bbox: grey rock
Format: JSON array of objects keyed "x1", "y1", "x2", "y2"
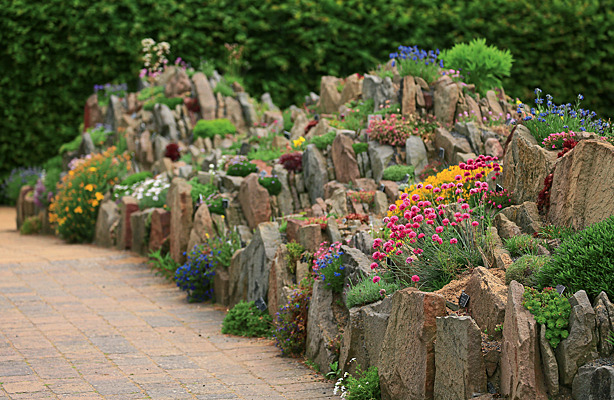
[
  {"x1": 350, "y1": 230, "x2": 375, "y2": 257},
  {"x1": 465, "y1": 267, "x2": 507, "y2": 340},
  {"x1": 572, "y1": 364, "x2": 614, "y2": 400},
  {"x1": 594, "y1": 292, "x2": 614, "y2": 356},
  {"x1": 220, "y1": 174, "x2": 244, "y2": 193},
  {"x1": 326, "y1": 217, "x2": 342, "y2": 244},
  {"x1": 539, "y1": 324, "x2": 559, "y2": 396},
  {"x1": 368, "y1": 141, "x2": 394, "y2": 182},
  {"x1": 130, "y1": 209, "x2": 154, "y2": 256},
  {"x1": 373, "y1": 191, "x2": 388, "y2": 215},
  {"x1": 455, "y1": 121, "x2": 484, "y2": 155},
  {"x1": 237, "y1": 92, "x2": 258, "y2": 127},
  {"x1": 104, "y1": 95, "x2": 124, "y2": 131},
  {"x1": 260, "y1": 92, "x2": 279, "y2": 111},
  {"x1": 556, "y1": 290, "x2": 598, "y2": 386},
  {"x1": 267, "y1": 245, "x2": 293, "y2": 317},
  {"x1": 192, "y1": 72, "x2": 216, "y2": 119},
  {"x1": 153, "y1": 134, "x2": 170, "y2": 163},
  {"x1": 273, "y1": 164, "x2": 294, "y2": 216},
  {"x1": 501, "y1": 201, "x2": 543, "y2": 236},
  {"x1": 319, "y1": 76, "x2": 342, "y2": 114},
  {"x1": 242, "y1": 222, "x2": 281, "y2": 302},
  {"x1": 80, "y1": 131, "x2": 96, "y2": 155},
  {"x1": 225, "y1": 96, "x2": 247, "y2": 133},
  {"x1": 187, "y1": 203, "x2": 215, "y2": 251},
  {"x1": 405, "y1": 135, "x2": 428, "y2": 175},
  {"x1": 340, "y1": 245, "x2": 372, "y2": 297},
  {"x1": 362, "y1": 74, "x2": 396, "y2": 112},
  {"x1": 168, "y1": 178, "x2": 193, "y2": 264},
  {"x1": 434, "y1": 127, "x2": 472, "y2": 165},
  {"x1": 433, "y1": 76, "x2": 460, "y2": 126},
  {"x1": 434, "y1": 316, "x2": 487, "y2": 400},
  {"x1": 303, "y1": 144, "x2": 328, "y2": 204},
  {"x1": 328, "y1": 188, "x2": 347, "y2": 216},
  {"x1": 306, "y1": 279, "x2": 340, "y2": 374},
  {"x1": 228, "y1": 249, "x2": 247, "y2": 307},
  {"x1": 290, "y1": 111, "x2": 309, "y2": 141},
  {"x1": 494, "y1": 213, "x2": 523, "y2": 240},
  {"x1": 94, "y1": 200, "x2": 119, "y2": 248}
]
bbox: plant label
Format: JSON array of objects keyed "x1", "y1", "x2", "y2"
[
  {"x1": 255, "y1": 297, "x2": 267, "y2": 312},
  {"x1": 438, "y1": 147, "x2": 445, "y2": 160},
  {"x1": 458, "y1": 291, "x2": 470, "y2": 308},
  {"x1": 222, "y1": 198, "x2": 229, "y2": 209},
  {"x1": 556, "y1": 284, "x2": 566, "y2": 295}
]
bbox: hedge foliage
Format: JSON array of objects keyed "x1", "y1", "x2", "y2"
[{"x1": 2, "y1": 0, "x2": 613, "y2": 177}]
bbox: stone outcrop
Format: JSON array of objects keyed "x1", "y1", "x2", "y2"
[
  {"x1": 465, "y1": 267, "x2": 507, "y2": 340},
  {"x1": 148, "y1": 208, "x2": 171, "y2": 252},
  {"x1": 362, "y1": 74, "x2": 396, "y2": 112},
  {"x1": 305, "y1": 279, "x2": 340, "y2": 374},
  {"x1": 405, "y1": 135, "x2": 428, "y2": 175},
  {"x1": 339, "y1": 73, "x2": 363, "y2": 105},
  {"x1": 303, "y1": 144, "x2": 328, "y2": 204},
  {"x1": 238, "y1": 173, "x2": 271, "y2": 229},
  {"x1": 267, "y1": 244, "x2": 293, "y2": 317},
  {"x1": 168, "y1": 178, "x2": 193, "y2": 264},
  {"x1": 192, "y1": 72, "x2": 216, "y2": 120},
  {"x1": 116, "y1": 196, "x2": 139, "y2": 250},
  {"x1": 319, "y1": 76, "x2": 342, "y2": 114},
  {"x1": 593, "y1": 291, "x2": 614, "y2": 356},
  {"x1": 501, "y1": 125, "x2": 558, "y2": 204},
  {"x1": 539, "y1": 324, "x2": 559, "y2": 396},
  {"x1": 187, "y1": 203, "x2": 216, "y2": 251},
  {"x1": 572, "y1": 364, "x2": 614, "y2": 400},
  {"x1": 378, "y1": 288, "x2": 447, "y2": 400},
  {"x1": 94, "y1": 200, "x2": 119, "y2": 248},
  {"x1": 433, "y1": 76, "x2": 459, "y2": 126},
  {"x1": 548, "y1": 139, "x2": 614, "y2": 230},
  {"x1": 130, "y1": 209, "x2": 153, "y2": 256},
  {"x1": 500, "y1": 201, "x2": 542, "y2": 236},
  {"x1": 434, "y1": 127, "x2": 472, "y2": 165},
  {"x1": 242, "y1": 222, "x2": 281, "y2": 303},
  {"x1": 368, "y1": 141, "x2": 394, "y2": 182},
  {"x1": 434, "y1": 316, "x2": 487, "y2": 400},
  {"x1": 500, "y1": 281, "x2": 548, "y2": 400},
  {"x1": 331, "y1": 133, "x2": 360, "y2": 184}
]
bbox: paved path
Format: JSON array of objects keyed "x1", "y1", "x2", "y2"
[{"x1": 0, "y1": 207, "x2": 335, "y2": 399}]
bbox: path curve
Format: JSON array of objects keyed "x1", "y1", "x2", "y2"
[{"x1": 0, "y1": 207, "x2": 335, "y2": 399}]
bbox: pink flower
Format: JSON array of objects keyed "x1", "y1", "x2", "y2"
[
  {"x1": 411, "y1": 194, "x2": 420, "y2": 202},
  {"x1": 418, "y1": 233, "x2": 425, "y2": 239},
  {"x1": 435, "y1": 226, "x2": 444, "y2": 233},
  {"x1": 411, "y1": 275, "x2": 420, "y2": 283},
  {"x1": 406, "y1": 256, "x2": 414, "y2": 264},
  {"x1": 373, "y1": 276, "x2": 381, "y2": 283},
  {"x1": 432, "y1": 234, "x2": 440, "y2": 242},
  {"x1": 370, "y1": 262, "x2": 378, "y2": 270},
  {"x1": 442, "y1": 218, "x2": 450, "y2": 226},
  {"x1": 471, "y1": 221, "x2": 479, "y2": 227},
  {"x1": 450, "y1": 238, "x2": 458, "y2": 244},
  {"x1": 400, "y1": 193, "x2": 408, "y2": 200},
  {"x1": 389, "y1": 204, "x2": 397, "y2": 212}
]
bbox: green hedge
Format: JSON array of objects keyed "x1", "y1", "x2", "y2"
[{"x1": 2, "y1": 0, "x2": 613, "y2": 177}]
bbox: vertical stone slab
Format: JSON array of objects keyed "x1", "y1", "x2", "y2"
[
  {"x1": 241, "y1": 222, "x2": 281, "y2": 303},
  {"x1": 168, "y1": 178, "x2": 193, "y2": 264},
  {"x1": 187, "y1": 203, "x2": 215, "y2": 251},
  {"x1": 331, "y1": 134, "x2": 360, "y2": 184},
  {"x1": 238, "y1": 173, "x2": 271, "y2": 230},
  {"x1": 192, "y1": 72, "x2": 216, "y2": 120},
  {"x1": 378, "y1": 288, "x2": 447, "y2": 400},
  {"x1": 500, "y1": 281, "x2": 548, "y2": 400},
  {"x1": 130, "y1": 209, "x2": 153, "y2": 256},
  {"x1": 116, "y1": 196, "x2": 139, "y2": 250},
  {"x1": 148, "y1": 208, "x2": 171, "y2": 252},
  {"x1": 94, "y1": 200, "x2": 119, "y2": 248},
  {"x1": 302, "y1": 144, "x2": 328, "y2": 204}
]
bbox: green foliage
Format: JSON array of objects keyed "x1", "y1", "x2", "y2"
[
  {"x1": 504, "y1": 234, "x2": 542, "y2": 258},
  {"x1": 334, "y1": 363, "x2": 380, "y2": 400},
  {"x1": 523, "y1": 287, "x2": 571, "y2": 349},
  {"x1": 279, "y1": 219, "x2": 287, "y2": 233},
  {"x1": 314, "y1": 244, "x2": 345, "y2": 293},
  {"x1": 143, "y1": 95, "x2": 184, "y2": 111},
  {"x1": 20, "y1": 215, "x2": 42, "y2": 235},
  {"x1": 537, "y1": 216, "x2": 614, "y2": 300},
  {"x1": 3, "y1": 0, "x2": 614, "y2": 179},
  {"x1": 193, "y1": 118, "x2": 237, "y2": 140},
  {"x1": 120, "y1": 171, "x2": 153, "y2": 187},
  {"x1": 274, "y1": 277, "x2": 312, "y2": 356},
  {"x1": 147, "y1": 248, "x2": 179, "y2": 281},
  {"x1": 309, "y1": 131, "x2": 337, "y2": 151},
  {"x1": 87, "y1": 125, "x2": 113, "y2": 148},
  {"x1": 285, "y1": 241, "x2": 305, "y2": 274},
  {"x1": 346, "y1": 272, "x2": 400, "y2": 309},
  {"x1": 351, "y1": 142, "x2": 368, "y2": 155},
  {"x1": 505, "y1": 255, "x2": 548, "y2": 288},
  {"x1": 213, "y1": 80, "x2": 235, "y2": 98},
  {"x1": 137, "y1": 85, "x2": 164, "y2": 102},
  {"x1": 247, "y1": 148, "x2": 283, "y2": 162},
  {"x1": 225, "y1": 157, "x2": 258, "y2": 177},
  {"x1": 258, "y1": 176, "x2": 282, "y2": 196},
  {"x1": 221, "y1": 301, "x2": 272, "y2": 337},
  {"x1": 174, "y1": 244, "x2": 216, "y2": 302},
  {"x1": 537, "y1": 225, "x2": 575, "y2": 241},
  {"x1": 206, "y1": 229, "x2": 242, "y2": 270},
  {"x1": 382, "y1": 165, "x2": 415, "y2": 182},
  {"x1": 1, "y1": 167, "x2": 42, "y2": 205},
  {"x1": 325, "y1": 361, "x2": 341, "y2": 380},
  {"x1": 440, "y1": 38, "x2": 514, "y2": 96},
  {"x1": 331, "y1": 99, "x2": 374, "y2": 132},
  {"x1": 59, "y1": 135, "x2": 83, "y2": 155},
  {"x1": 282, "y1": 108, "x2": 293, "y2": 132},
  {"x1": 188, "y1": 178, "x2": 218, "y2": 206},
  {"x1": 391, "y1": 46, "x2": 442, "y2": 83}
]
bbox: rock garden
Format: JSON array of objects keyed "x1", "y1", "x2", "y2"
[{"x1": 5, "y1": 37, "x2": 614, "y2": 400}]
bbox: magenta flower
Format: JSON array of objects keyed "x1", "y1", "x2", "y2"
[
  {"x1": 373, "y1": 276, "x2": 381, "y2": 284},
  {"x1": 450, "y1": 238, "x2": 458, "y2": 244},
  {"x1": 411, "y1": 275, "x2": 420, "y2": 283},
  {"x1": 370, "y1": 262, "x2": 378, "y2": 270}
]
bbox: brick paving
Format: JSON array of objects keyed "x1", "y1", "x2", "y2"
[{"x1": 0, "y1": 207, "x2": 335, "y2": 399}]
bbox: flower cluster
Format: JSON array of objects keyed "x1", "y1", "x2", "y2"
[
  {"x1": 113, "y1": 174, "x2": 170, "y2": 210},
  {"x1": 278, "y1": 152, "x2": 303, "y2": 172},
  {"x1": 516, "y1": 89, "x2": 613, "y2": 143},
  {"x1": 0, "y1": 166, "x2": 42, "y2": 205},
  {"x1": 94, "y1": 83, "x2": 127, "y2": 107},
  {"x1": 483, "y1": 188, "x2": 513, "y2": 210},
  {"x1": 225, "y1": 155, "x2": 258, "y2": 177},
  {"x1": 390, "y1": 46, "x2": 443, "y2": 83},
  {"x1": 175, "y1": 244, "x2": 216, "y2": 302},
  {"x1": 348, "y1": 190, "x2": 375, "y2": 205},
  {"x1": 541, "y1": 131, "x2": 576, "y2": 150},
  {"x1": 377, "y1": 155, "x2": 500, "y2": 289},
  {"x1": 274, "y1": 278, "x2": 312, "y2": 356},
  {"x1": 367, "y1": 113, "x2": 415, "y2": 146},
  {"x1": 49, "y1": 147, "x2": 128, "y2": 243},
  {"x1": 139, "y1": 38, "x2": 171, "y2": 80},
  {"x1": 164, "y1": 143, "x2": 181, "y2": 161},
  {"x1": 313, "y1": 242, "x2": 345, "y2": 293}
]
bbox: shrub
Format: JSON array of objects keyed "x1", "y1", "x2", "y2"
[
  {"x1": 523, "y1": 287, "x2": 571, "y2": 349},
  {"x1": 113, "y1": 175, "x2": 170, "y2": 210},
  {"x1": 20, "y1": 215, "x2": 42, "y2": 235},
  {"x1": 504, "y1": 234, "x2": 542, "y2": 258},
  {"x1": 49, "y1": 148, "x2": 128, "y2": 243},
  {"x1": 334, "y1": 363, "x2": 380, "y2": 400},
  {"x1": 34, "y1": 156, "x2": 63, "y2": 208},
  {"x1": 285, "y1": 241, "x2": 305, "y2": 274},
  {"x1": 225, "y1": 156, "x2": 258, "y2": 177},
  {"x1": 367, "y1": 114, "x2": 413, "y2": 146},
  {"x1": 120, "y1": 171, "x2": 153, "y2": 187},
  {"x1": 174, "y1": 244, "x2": 216, "y2": 302},
  {"x1": 346, "y1": 272, "x2": 400, "y2": 309},
  {"x1": 440, "y1": 38, "x2": 514, "y2": 96},
  {"x1": 537, "y1": 216, "x2": 614, "y2": 300},
  {"x1": 279, "y1": 152, "x2": 303, "y2": 172},
  {"x1": 313, "y1": 242, "x2": 345, "y2": 293},
  {"x1": 1, "y1": 166, "x2": 42, "y2": 205},
  {"x1": 309, "y1": 131, "x2": 337, "y2": 151},
  {"x1": 330, "y1": 99, "x2": 373, "y2": 132},
  {"x1": 517, "y1": 90, "x2": 613, "y2": 144},
  {"x1": 213, "y1": 80, "x2": 235, "y2": 98},
  {"x1": 148, "y1": 248, "x2": 179, "y2": 281},
  {"x1": 59, "y1": 134, "x2": 83, "y2": 155},
  {"x1": 143, "y1": 95, "x2": 184, "y2": 111},
  {"x1": 189, "y1": 178, "x2": 218, "y2": 206},
  {"x1": 274, "y1": 277, "x2": 312, "y2": 356},
  {"x1": 351, "y1": 142, "x2": 368, "y2": 155},
  {"x1": 258, "y1": 176, "x2": 282, "y2": 196},
  {"x1": 165, "y1": 143, "x2": 181, "y2": 161},
  {"x1": 348, "y1": 191, "x2": 375, "y2": 205},
  {"x1": 87, "y1": 124, "x2": 113, "y2": 148},
  {"x1": 537, "y1": 225, "x2": 575, "y2": 241},
  {"x1": 137, "y1": 85, "x2": 164, "y2": 102},
  {"x1": 390, "y1": 46, "x2": 442, "y2": 84},
  {"x1": 505, "y1": 255, "x2": 548, "y2": 287},
  {"x1": 205, "y1": 230, "x2": 242, "y2": 270},
  {"x1": 221, "y1": 301, "x2": 272, "y2": 337},
  {"x1": 247, "y1": 148, "x2": 282, "y2": 162},
  {"x1": 193, "y1": 118, "x2": 237, "y2": 140},
  {"x1": 382, "y1": 165, "x2": 414, "y2": 182}
]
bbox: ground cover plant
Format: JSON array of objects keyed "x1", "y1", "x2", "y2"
[
  {"x1": 175, "y1": 244, "x2": 216, "y2": 302},
  {"x1": 225, "y1": 156, "x2": 258, "y2": 177},
  {"x1": 193, "y1": 118, "x2": 237, "y2": 140},
  {"x1": 504, "y1": 234, "x2": 542, "y2": 258},
  {"x1": 505, "y1": 255, "x2": 548, "y2": 287},
  {"x1": 258, "y1": 176, "x2": 282, "y2": 196},
  {"x1": 334, "y1": 361, "x2": 380, "y2": 400},
  {"x1": 221, "y1": 301, "x2": 272, "y2": 337},
  {"x1": 113, "y1": 174, "x2": 170, "y2": 210},
  {"x1": 382, "y1": 165, "x2": 414, "y2": 182},
  {"x1": 523, "y1": 286, "x2": 571, "y2": 349},
  {"x1": 345, "y1": 271, "x2": 400, "y2": 309},
  {"x1": 312, "y1": 242, "x2": 345, "y2": 293},
  {"x1": 148, "y1": 248, "x2": 179, "y2": 281},
  {"x1": 274, "y1": 277, "x2": 313, "y2": 356},
  {"x1": 389, "y1": 46, "x2": 442, "y2": 84},
  {"x1": 48, "y1": 147, "x2": 129, "y2": 243}
]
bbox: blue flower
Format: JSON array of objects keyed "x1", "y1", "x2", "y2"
[
  {"x1": 578, "y1": 94, "x2": 584, "y2": 101},
  {"x1": 535, "y1": 88, "x2": 542, "y2": 94}
]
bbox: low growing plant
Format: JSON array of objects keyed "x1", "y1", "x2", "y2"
[
  {"x1": 20, "y1": 215, "x2": 42, "y2": 235},
  {"x1": 505, "y1": 255, "x2": 548, "y2": 287},
  {"x1": 390, "y1": 45, "x2": 443, "y2": 84},
  {"x1": 285, "y1": 241, "x2": 305, "y2": 274},
  {"x1": 193, "y1": 118, "x2": 237, "y2": 140},
  {"x1": 120, "y1": 171, "x2": 153, "y2": 187},
  {"x1": 279, "y1": 152, "x2": 303, "y2": 172},
  {"x1": 523, "y1": 287, "x2": 571, "y2": 348},
  {"x1": 258, "y1": 176, "x2": 282, "y2": 196},
  {"x1": 346, "y1": 272, "x2": 400, "y2": 309},
  {"x1": 148, "y1": 248, "x2": 179, "y2": 281},
  {"x1": 537, "y1": 216, "x2": 614, "y2": 300},
  {"x1": 94, "y1": 83, "x2": 127, "y2": 107},
  {"x1": 310, "y1": 131, "x2": 337, "y2": 151},
  {"x1": 483, "y1": 188, "x2": 513, "y2": 211},
  {"x1": 334, "y1": 361, "x2": 380, "y2": 400},
  {"x1": 225, "y1": 156, "x2": 258, "y2": 177},
  {"x1": 248, "y1": 148, "x2": 282, "y2": 162},
  {"x1": 221, "y1": 301, "x2": 272, "y2": 337},
  {"x1": 174, "y1": 244, "x2": 216, "y2": 302},
  {"x1": 351, "y1": 142, "x2": 368, "y2": 155},
  {"x1": 537, "y1": 225, "x2": 575, "y2": 241},
  {"x1": 274, "y1": 277, "x2": 313, "y2": 356},
  {"x1": 504, "y1": 234, "x2": 542, "y2": 258},
  {"x1": 0, "y1": 166, "x2": 42, "y2": 205},
  {"x1": 313, "y1": 242, "x2": 346, "y2": 293},
  {"x1": 382, "y1": 165, "x2": 414, "y2": 182}
]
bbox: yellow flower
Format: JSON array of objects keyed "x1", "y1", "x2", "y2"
[
  {"x1": 89, "y1": 167, "x2": 97, "y2": 172},
  {"x1": 95, "y1": 192, "x2": 104, "y2": 201},
  {"x1": 74, "y1": 206, "x2": 83, "y2": 214},
  {"x1": 293, "y1": 136, "x2": 306, "y2": 148},
  {"x1": 84, "y1": 184, "x2": 94, "y2": 192},
  {"x1": 68, "y1": 170, "x2": 74, "y2": 176},
  {"x1": 91, "y1": 200, "x2": 99, "y2": 207}
]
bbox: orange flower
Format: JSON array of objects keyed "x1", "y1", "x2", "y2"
[
  {"x1": 84, "y1": 184, "x2": 94, "y2": 192},
  {"x1": 74, "y1": 206, "x2": 83, "y2": 214},
  {"x1": 95, "y1": 192, "x2": 104, "y2": 201}
]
